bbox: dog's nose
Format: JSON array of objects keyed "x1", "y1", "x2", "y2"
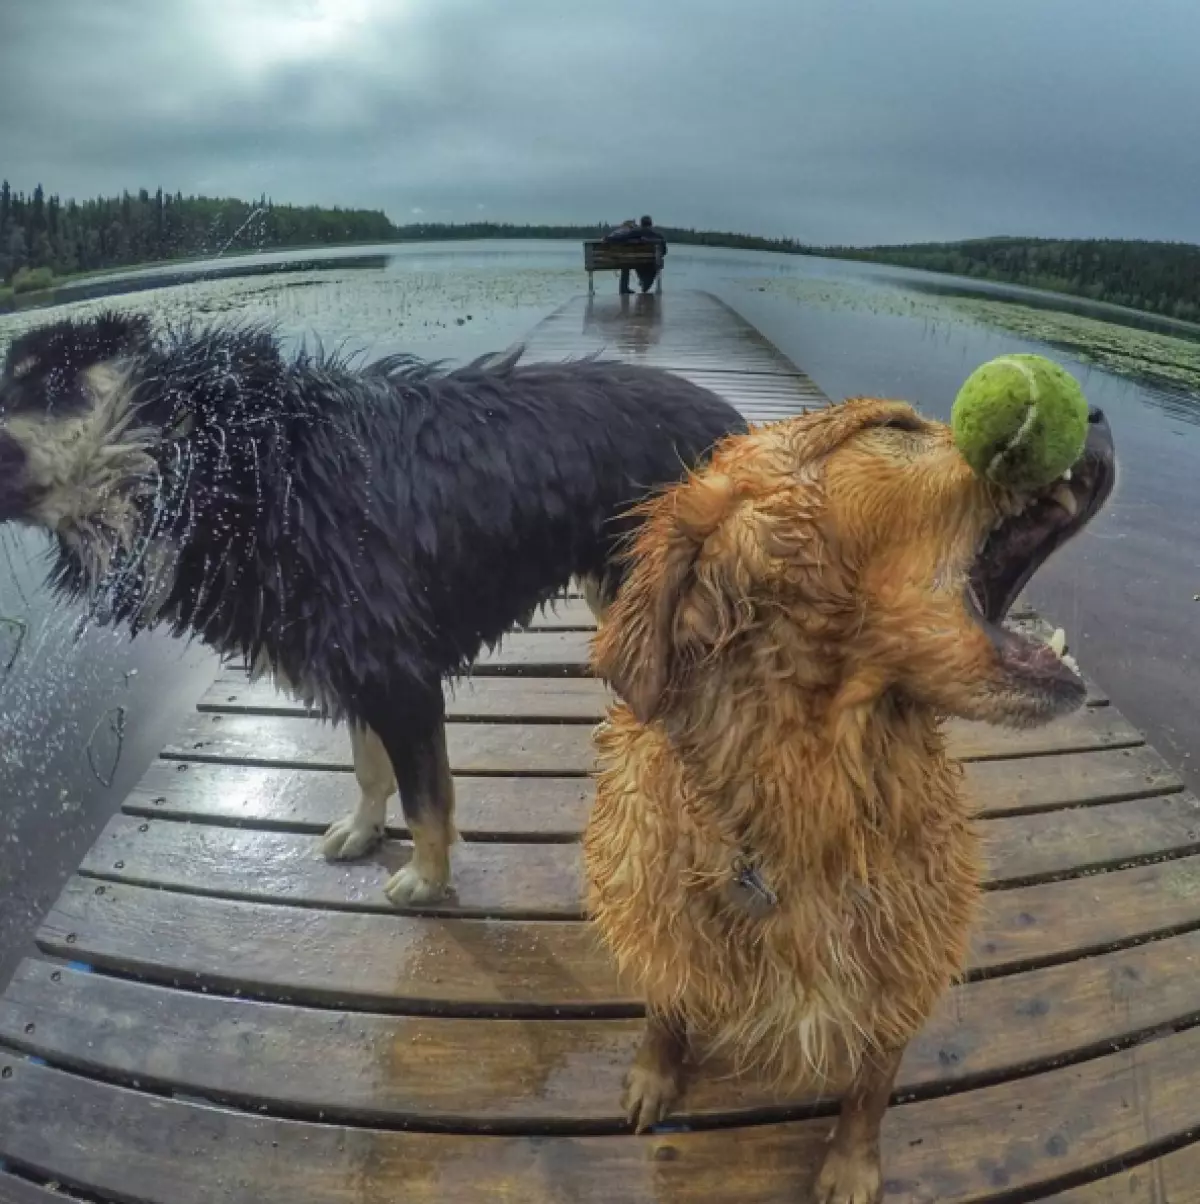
[
  {"x1": 0, "y1": 432, "x2": 28, "y2": 520},
  {"x1": 1082, "y1": 404, "x2": 1115, "y2": 474},
  {"x1": 1085, "y1": 405, "x2": 1113, "y2": 444}
]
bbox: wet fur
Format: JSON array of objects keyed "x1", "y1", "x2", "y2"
[
  {"x1": 0, "y1": 309, "x2": 747, "y2": 902},
  {"x1": 584, "y1": 399, "x2": 1096, "y2": 1200}
]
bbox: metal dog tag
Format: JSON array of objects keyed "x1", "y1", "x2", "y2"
[{"x1": 728, "y1": 855, "x2": 779, "y2": 918}]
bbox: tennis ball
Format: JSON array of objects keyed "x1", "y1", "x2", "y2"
[{"x1": 951, "y1": 354, "x2": 1089, "y2": 491}]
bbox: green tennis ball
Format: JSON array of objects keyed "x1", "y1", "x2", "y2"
[{"x1": 951, "y1": 354, "x2": 1089, "y2": 491}]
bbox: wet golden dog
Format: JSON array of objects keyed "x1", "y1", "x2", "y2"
[{"x1": 584, "y1": 397, "x2": 1115, "y2": 1202}]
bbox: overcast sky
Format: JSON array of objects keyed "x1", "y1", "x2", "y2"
[{"x1": 0, "y1": 0, "x2": 1196, "y2": 246}]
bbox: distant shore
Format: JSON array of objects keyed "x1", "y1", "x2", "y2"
[{"x1": 2, "y1": 178, "x2": 1198, "y2": 324}]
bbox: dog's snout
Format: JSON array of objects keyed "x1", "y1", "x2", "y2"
[{"x1": 1087, "y1": 405, "x2": 1106, "y2": 426}]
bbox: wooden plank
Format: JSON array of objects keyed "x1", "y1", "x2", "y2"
[
  {"x1": 205, "y1": 675, "x2": 611, "y2": 722},
  {"x1": 38, "y1": 877, "x2": 621, "y2": 1015},
  {"x1": 983, "y1": 793, "x2": 1200, "y2": 886},
  {"x1": 82, "y1": 816, "x2": 584, "y2": 919},
  {"x1": 516, "y1": 598, "x2": 598, "y2": 629},
  {"x1": 975, "y1": 854, "x2": 1200, "y2": 974},
  {"x1": 224, "y1": 624, "x2": 1107, "y2": 695},
  {"x1": 951, "y1": 709, "x2": 1141, "y2": 761},
  {"x1": 166, "y1": 716, "x2": 597, "y2": 775},
  {"x1": 471, "y1": 632, "x2": 595, "y2": 672},
  {"x1": 8, "y1": 926, "x2": 1200, "y2": 1128},
  {"x1": 202, "y1": 670, "x2": 1108, "y2": 721},
  {"x1": 163, "y1": 707, "x2": 1144, "y2": 775},
  {"x1": 0, "y1": 1173, "x2": 87, "y2": 1204},
  {"x1": 123, "y1": 748, "x2": 1186, "y2": 839},
  {"x1": 583, "y1": 240, "x2": 661, "y2": 269},
  {"x1": 0, "y1": 1059, "x2": 831, "y2": 1204},
  {"x1": 227, "y1": 631, "x2": 597, "y2": 676},
  {"x1": 125, "y1": 762, "x2": 591, "y2": 841},
  {"x1": 1046, "y1": 1141, "x2": 1200, "y2": 1200},
  {"x1": 86, "y1": 795, "x2": 1200, "y2": 918},
  {"x1": 968, "y1": 746, "x2": 1183, "y2": 816},
  {"x1": 5, "y1": 1023, "x2": 1200, "y2": 1203},
  {"x1": 523, "y1": 350, "x2": 802, "y2": 374},
  {"x1": 38, "y1": 855, "x2": 1200, "y2": 1012}
]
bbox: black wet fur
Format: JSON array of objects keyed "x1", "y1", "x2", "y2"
[{"x1": 0, "y1": 310, "x2": 748, "y2": 729}]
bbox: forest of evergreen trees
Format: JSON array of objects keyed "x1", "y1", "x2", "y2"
[
  {"x1": 826, "y1": 236, "x2": 1200, "y2": 323},
  {"x1": 0, "y1": 180, "x2": 811, "y2": 295},
  {"x1": 0, "y1": 182, "x2": 396, "y2": 291}
]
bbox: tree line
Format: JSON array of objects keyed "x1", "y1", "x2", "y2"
[
  {"x1": 826, "y1": 236, "x2": 1200, "y2": 324},
  {"x1": 4, "y1": 180, "x2": 1198, "y2": 324},
  {"x1": 0, "y1": 182, "x2": 397, "y2": 292}
]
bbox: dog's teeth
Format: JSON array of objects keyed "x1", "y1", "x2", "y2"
[
  {"x1": 1046, "y1": 627, "x2": 1080, "y2": 675},
  {"x1": 1052, "y1": 483, "x2": 1078, "y2": 517},
  {"x1": 1062, "y1": 468, "x2": 1072, "y2": 482}
]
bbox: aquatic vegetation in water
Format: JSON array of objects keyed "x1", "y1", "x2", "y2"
[
  {"x1": 0, "y1": 265, "x2": 583, "y2": 365},
  {"x1": 741, "y1": 276, "x2": 1200, "y2": 398}
]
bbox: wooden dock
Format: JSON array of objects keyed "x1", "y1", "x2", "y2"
[{"x1": 1, "y1": 291, "x2": 1199, "y2": 1202}]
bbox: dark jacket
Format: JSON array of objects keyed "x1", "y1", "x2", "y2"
[{"x1": 603, "y1": 224, "x2": 668, "y2": 256}]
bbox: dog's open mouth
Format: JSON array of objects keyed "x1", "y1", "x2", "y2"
[{"x1": 965, "y1": 407, "x2": 1116, "y2": 688}]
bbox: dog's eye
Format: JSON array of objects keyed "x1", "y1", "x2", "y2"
[{"x1": 877, "y1": 415, "x2": 924, "y2": 433}]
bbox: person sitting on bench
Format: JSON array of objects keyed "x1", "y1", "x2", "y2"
[
  {"x1": 631, "y1": 215, "x2": 667, "y2": 293},
  {"x1": 603, "y1": 215, "x2": 668, "y2": 294}
]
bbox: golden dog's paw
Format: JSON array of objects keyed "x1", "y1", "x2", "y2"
[
  {"x1": 319, "y1": 816, "x2": 384, "y2": 862},
  {"x1": 623, "y1": 1061, "x2": 682, "y2": 1133},
  {"x1": 813, "y1": 1146, "x2": 882, "y2": 1204},
  {"x1": 384, "y1": 863, "x2": 450, "y2": 907}
]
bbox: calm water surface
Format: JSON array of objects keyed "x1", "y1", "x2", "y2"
[{"x1": 1, "y1": 241, "x2": 1197, "y2": 977}]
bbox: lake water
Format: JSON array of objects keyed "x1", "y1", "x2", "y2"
[{"x1": 1, "y1": 240, "x2": 1198, "y2": 976}]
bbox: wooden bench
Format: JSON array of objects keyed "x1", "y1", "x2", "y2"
[{"x1": 583, "y1": 239, "x2": 664, "y2": 295}]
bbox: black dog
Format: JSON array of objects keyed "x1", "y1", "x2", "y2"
[{"x1": 0, "y1": 310, "x2": 747, "y2": 904}]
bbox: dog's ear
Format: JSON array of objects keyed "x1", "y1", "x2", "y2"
[
  {"x1": 593, "y1": 402, "x2": 924, "y2": 725},
  {"x1": 786, "y1": 397, "x2": 925, "y2": 461},
  {"x1": 91, "y1": 311, "x2": 153, "y2": 360},
  {"x1": 592, "y1": 472, "x2": 740, "y2": 724},
  {"x1": 4, "y1": 311, "x2": 151, "y2": 386}
]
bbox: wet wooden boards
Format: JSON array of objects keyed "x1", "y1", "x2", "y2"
[{"x1": 1, "y1": 291, "x2": 1195, "y2": 1203}]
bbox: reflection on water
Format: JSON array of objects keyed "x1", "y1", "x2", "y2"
[
  {"x1": 583, "y1": 294, "x2": 664, "y2": 355},
  {"x1": 0, "y1": 525, "x2": 215, "y2": 982},
  {"x1": 1, "y1": 239, "x2": 1199, "y2": 976}
]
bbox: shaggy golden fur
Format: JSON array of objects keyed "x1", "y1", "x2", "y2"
[{"x1": 584, "y1": 397, "x2": 1114, "y2": 1203}]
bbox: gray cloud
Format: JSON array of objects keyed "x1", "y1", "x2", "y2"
[{"x1": 1, "y1": 0, "x2": 1197, "y2": 244}]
